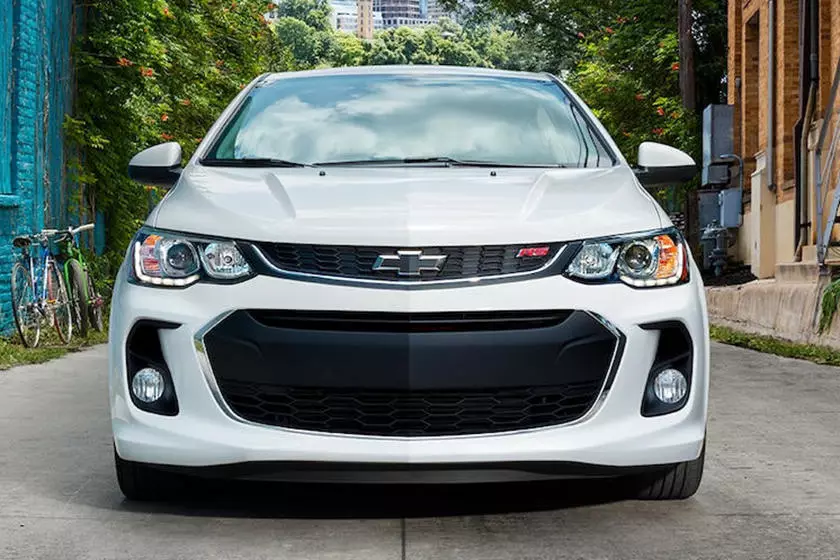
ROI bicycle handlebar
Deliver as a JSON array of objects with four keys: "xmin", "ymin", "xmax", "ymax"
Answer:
[
  {"xmin": 21, "ymin": 223, "xmax": 96, "ymax": 246},
  {"xmin": 71, "ymin": 223, "xmax": 95, "ymax": 235}
]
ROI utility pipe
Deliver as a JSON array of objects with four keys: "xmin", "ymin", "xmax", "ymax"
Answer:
[
  {"xmin": 767, "ymin": 0, "xmax": 776, "ymax": 193},
  {"xmin": 794, "ymin": 0, "xmax": 820, "ymax": 260}
]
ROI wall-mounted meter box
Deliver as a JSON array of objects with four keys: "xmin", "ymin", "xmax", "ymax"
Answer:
[{"xmin": 702, "ymin": 105, "xmax": 734, "ymax": 187}]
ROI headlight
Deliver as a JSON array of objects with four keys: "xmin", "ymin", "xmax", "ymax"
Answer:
[
  {"xmin": 131, "ymin": 228, "xmax": 252, "ymax": 287},
  {"xmin": 565, "ymin": 229, "xmax": 688, "ymax": 288}
]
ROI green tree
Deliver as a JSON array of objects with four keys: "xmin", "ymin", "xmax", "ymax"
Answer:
[
  {"xmin": 72, "ymin": 0, "xmax": 272, "ymax": 261},
  {"xmin": 274, "ymin": 0, "xmax": 333, "ymax": 31}
]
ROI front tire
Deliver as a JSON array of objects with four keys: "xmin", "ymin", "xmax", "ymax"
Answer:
[
  {"xmin": 629, "ymin": 443, "xmax": 705, "ymax": 500},
  {"xmin": 114, "ymin": 450, "xmax": 179, "ymax": 502},
  {"xmin": 10, "ymin": 262, "xmax": 41, "ymax": 348}
]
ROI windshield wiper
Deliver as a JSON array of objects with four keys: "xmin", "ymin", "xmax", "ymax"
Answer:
[
  {"xmin": 201, "ymin": 157, "xmax": 310, "ymax": 168},
  {"xmin": 311, "ymin": 157, "xmax": 568, "ymax": 168}
]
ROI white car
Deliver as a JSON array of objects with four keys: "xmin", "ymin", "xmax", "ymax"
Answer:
[{"xmin": 110, "ymin": 65, "xmax": 709, "ymax": 501}]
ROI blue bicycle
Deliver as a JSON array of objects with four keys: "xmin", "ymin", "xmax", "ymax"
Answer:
[{"xmin": 10, "ymin": 231, "xmax": 73, "ymax": 347}]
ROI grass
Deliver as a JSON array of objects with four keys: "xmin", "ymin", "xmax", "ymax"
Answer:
[
  {"xmin": 710, "ymin": 324, "xmax": 840, "ymax": 367},
  {"xmin": 0, "ymin": 327, "xmax": 108, "ymax": 371}
]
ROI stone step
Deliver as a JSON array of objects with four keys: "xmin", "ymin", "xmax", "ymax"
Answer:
[{"xmin": 775, "ymin": 261, "xmax": 821, "ymax": 284}]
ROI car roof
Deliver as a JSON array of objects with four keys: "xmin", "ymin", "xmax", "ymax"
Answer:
[{"xmin": 258, "ymin": 65, "xmax": 555, "ymax": 85}]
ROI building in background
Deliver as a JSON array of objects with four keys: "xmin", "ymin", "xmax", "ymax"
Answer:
[
  {"xmin": 328, "ymin": 0, "xmax": 358, "ymax": 34},
  {"xmin": 426, "ymin": 0, "xmax": 446, "ymax": 22},
  {"xmin": 374, "ymin": 0, "xmax": 441, "ymax": 28},
  {"xmin": 357, "ymin": 0, "xmax": 375, "ymax": 39},
  {"xmin": 726, "ymin": 0, "xmax": 840, "ymax": 278}
]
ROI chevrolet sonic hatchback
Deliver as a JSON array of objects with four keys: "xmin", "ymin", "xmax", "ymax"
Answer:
[{"xmin": 111, "ymin": 65, "xmax": 708, "ymax": 501}]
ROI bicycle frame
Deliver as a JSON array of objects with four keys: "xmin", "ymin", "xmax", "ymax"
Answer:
[
  {"xmin": 20, "ymin": 239, "xmax": 54, "ymax": 313},
  {"xmin": 58, "ymin": 230, "xmax": 92, "ymax": 301}
]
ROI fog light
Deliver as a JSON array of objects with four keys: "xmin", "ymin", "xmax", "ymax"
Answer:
[
  {"xmin": 131, "ymin": 367, "xmax": 165, "ymax": 403},
  {"xmin": 653, "ymin": 368, "xmax": 687, "ymax": 404}
]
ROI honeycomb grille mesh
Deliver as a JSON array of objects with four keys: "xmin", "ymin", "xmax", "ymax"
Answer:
[
  {"xmin": 216, "ymin": 380, "xmax": 602, "ymax": 437},
  {"xmin": 254, "ymin": 243, "xmax": 561, "ymax": 281}
]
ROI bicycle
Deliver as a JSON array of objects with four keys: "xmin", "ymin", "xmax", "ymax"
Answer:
[
  {"xmin": 10, "ymin": 231, "xmax": 73, "ymax": 347},
  {"xmin": 51, "ymin": 223, "xmax": 105, "ymax": 337}
]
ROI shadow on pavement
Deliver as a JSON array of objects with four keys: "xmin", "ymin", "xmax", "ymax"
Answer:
[{"xmin": 119, "ymin": 477, "xmax": 630, "ymax": 519}]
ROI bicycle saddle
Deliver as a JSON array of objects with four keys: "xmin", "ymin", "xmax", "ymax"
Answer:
[{"xmin": 12, "ymin": 236, "xmax": 31, "ymax": 248}]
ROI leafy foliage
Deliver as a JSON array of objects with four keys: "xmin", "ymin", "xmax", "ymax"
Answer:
[
  {"xmin": 819, "ymin": 278, "xmax": 840, "ymax": 333},
  {"xmin": 72, "ymin": 0, "xmax": 273, "ymax": 267}
]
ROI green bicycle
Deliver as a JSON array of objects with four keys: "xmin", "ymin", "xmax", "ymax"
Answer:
[{"xmin": 50, "ymin": 223, "xmax": 105, "ymax": 338}]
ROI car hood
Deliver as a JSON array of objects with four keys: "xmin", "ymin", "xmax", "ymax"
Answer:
[{"xmin": 150, "ymin": 165, "xmax": 665, "ymax": 245}]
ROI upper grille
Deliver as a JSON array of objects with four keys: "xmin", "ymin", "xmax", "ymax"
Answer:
[
  {"xmin": 254, "ymin": 243, "xmax": 562, "ymax": 281},
  {"xmin": 216, "ymin": 380, "xmax": 602, "ymax": 437}
]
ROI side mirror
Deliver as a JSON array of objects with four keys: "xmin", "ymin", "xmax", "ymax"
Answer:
[
  {"xmin": 128, "ymin": 142, "xmax": 183, "ymax": 189},
  {"xmin": 634, "ymin": 142, "xmax": 697, "ymax": 186}
]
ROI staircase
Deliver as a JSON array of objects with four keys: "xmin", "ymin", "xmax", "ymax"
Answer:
[{"xmin": 816, "ymin": 58, "xmax": 840, "ymax": 266}]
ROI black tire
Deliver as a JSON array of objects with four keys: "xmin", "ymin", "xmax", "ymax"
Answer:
[
  {"xmin": 10, "ymin": 261, "xmax": 41, "ymax": 348},
  {"xmin": 46, "ymin": 261, "xmax": 72, "ymax": 344},
  {"xmin": 87, "ymin": 273, "xmax": 104, "ymax": 332},
  {"xmin": 67, "ymin": 260, "xmax": 89, "ymax": 338},
  {"xmin": 114, "ymin": 450, "xmax": 179, "ymax": 502},
  {"xmin": 629, "ymin": 442, "xmax": 705, "ymax": 500}
]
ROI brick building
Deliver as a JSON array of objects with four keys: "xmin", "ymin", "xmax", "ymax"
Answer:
[
  {"xmin": 0, "ymin": 0, "xmax": 79, "ymax": 334},
  {"xmin": 727, "ymin": 0, "xmax": 840, "ymax": 278}
]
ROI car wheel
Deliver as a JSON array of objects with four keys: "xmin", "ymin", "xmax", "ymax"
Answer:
[
  {"xmin": 114, "ymin": 449, "xmax": 178, "ymax": 502},
  {"xmin": 629, "ymin": 441, "xmax": 705, "ymax": 500}
]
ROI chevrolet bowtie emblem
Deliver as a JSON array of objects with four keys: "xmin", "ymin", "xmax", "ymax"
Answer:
[{"xmin": 372, "ymin": 250, "xmax": 447, "ymax": 277}]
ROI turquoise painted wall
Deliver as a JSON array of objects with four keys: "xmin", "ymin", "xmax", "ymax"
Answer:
[{"xmin": 0, "ymin": 0, "xmax": 79, "ymax": 334}]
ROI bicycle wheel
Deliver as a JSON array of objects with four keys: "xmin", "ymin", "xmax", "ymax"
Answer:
[
  {"xmin": 87, "ymin": 273, "xmax": 105, "ymax": 332},
  {"xmin": 67, "ymin": 260, "xmax": 89, "ymax": 338},
  {"xmin": 10, "ymin": 261, "xmax": 42, "ymax": 348},
  {"xmin": 46, "ymin": 261, "xmax": 73, "ymax": 343}
]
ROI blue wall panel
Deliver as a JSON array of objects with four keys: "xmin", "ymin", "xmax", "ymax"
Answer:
[{"xmin": 0, "ymin": 0, "xmax": 77, "ymax": 336}]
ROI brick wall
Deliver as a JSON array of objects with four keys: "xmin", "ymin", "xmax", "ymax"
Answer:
[
  {"xmin": 728, "ymin": 0, "xmax": 840, "ymax": 267},
  {"xmin": 0, "ymin": 0, "xmax": 76, "ymax": 335}
]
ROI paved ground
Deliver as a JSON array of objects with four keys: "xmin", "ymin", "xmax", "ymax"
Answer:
[{"xmin": 1, "ymin": 342, "xmax": 840, "ymax": 559}]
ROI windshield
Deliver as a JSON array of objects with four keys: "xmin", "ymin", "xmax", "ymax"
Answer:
[{"xmin": 204, "ymin": 73, "xmax": 616, "ymax": 168}]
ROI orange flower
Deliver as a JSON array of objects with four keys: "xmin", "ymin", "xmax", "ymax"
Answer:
[
  {"xmin": 622, "ymin": 131, "xmax": 632, "ymax": 137},
  {"xmin": 162, "ymin": 6, "xmax": 173, "ymax": 18},
  {"xmin": 117, "ymin": 57, "xmax": 133, "ymax": 67},
  {"xmin": 671, "ymin": 111, "xmax": 680, "ymax": 119},
  {"xmin": 161, "ymin": 114, "xmax": 169, "ymax": 122},
  {"xmin": 195, "ymin": 137, "xmax": 204, "ymax": 143},
  {"xmin": 652, "ymin": 128, "xmax": 664, "ymax": 136},
  {"xmin": 215, "ymin": 59, "xmax": 224, "ymax": 67},
  {"xmin": 605, "ymin": 27, "xmax": 614, "ymax": 34},
  {"xmin": 181, "ymin": 99, "xmax": 191, "ymax": 106},
  {"xmin": 635, "ymin": 93, "xmax": 645, "ymax": 101},
  {"xmin": 140, "ymin": 67, "xmax": 154, "ymax": 78},
  {"xmin": 657, "ymin": 107, "xmax": 666, "ymax": 116},
  {"xmin": 161, "ymin": 133, "xmax": 174, "ymax": 141},
  {"xmin": 671, "ymin": 62, "xmax": 680, "ymax": 71},
  {"xmin": 267, "ymin": 2, "xmax": 276, "ymax": 8}
]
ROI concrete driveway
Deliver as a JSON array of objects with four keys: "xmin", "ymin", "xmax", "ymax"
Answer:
[{"xmin": 1, "ymin": 342, "xmax": 839, "ymax": 559}]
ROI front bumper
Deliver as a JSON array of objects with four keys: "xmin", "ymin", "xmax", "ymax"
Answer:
[{"xmin": 109, "ymin": 261, "xmax": 709, "ymax": 474}]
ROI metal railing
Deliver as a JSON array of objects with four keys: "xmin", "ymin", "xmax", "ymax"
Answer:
[{"xmin": 816, "ymin": 57, "xmax": 840, "ymax": 265}]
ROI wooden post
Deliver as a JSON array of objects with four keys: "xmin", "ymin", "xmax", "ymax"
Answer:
[{"xmin": 678, "ymin": 0, "xmax": 697, "ymax": 111}]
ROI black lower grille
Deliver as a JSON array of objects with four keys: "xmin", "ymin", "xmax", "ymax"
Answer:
[
  {"xmin": 216, "ymin": 380, "xmax": 602, "ymax": 437},
  {"xmin": 253, "ymin": 243, "xmax": 562, "ymax": 282}
]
